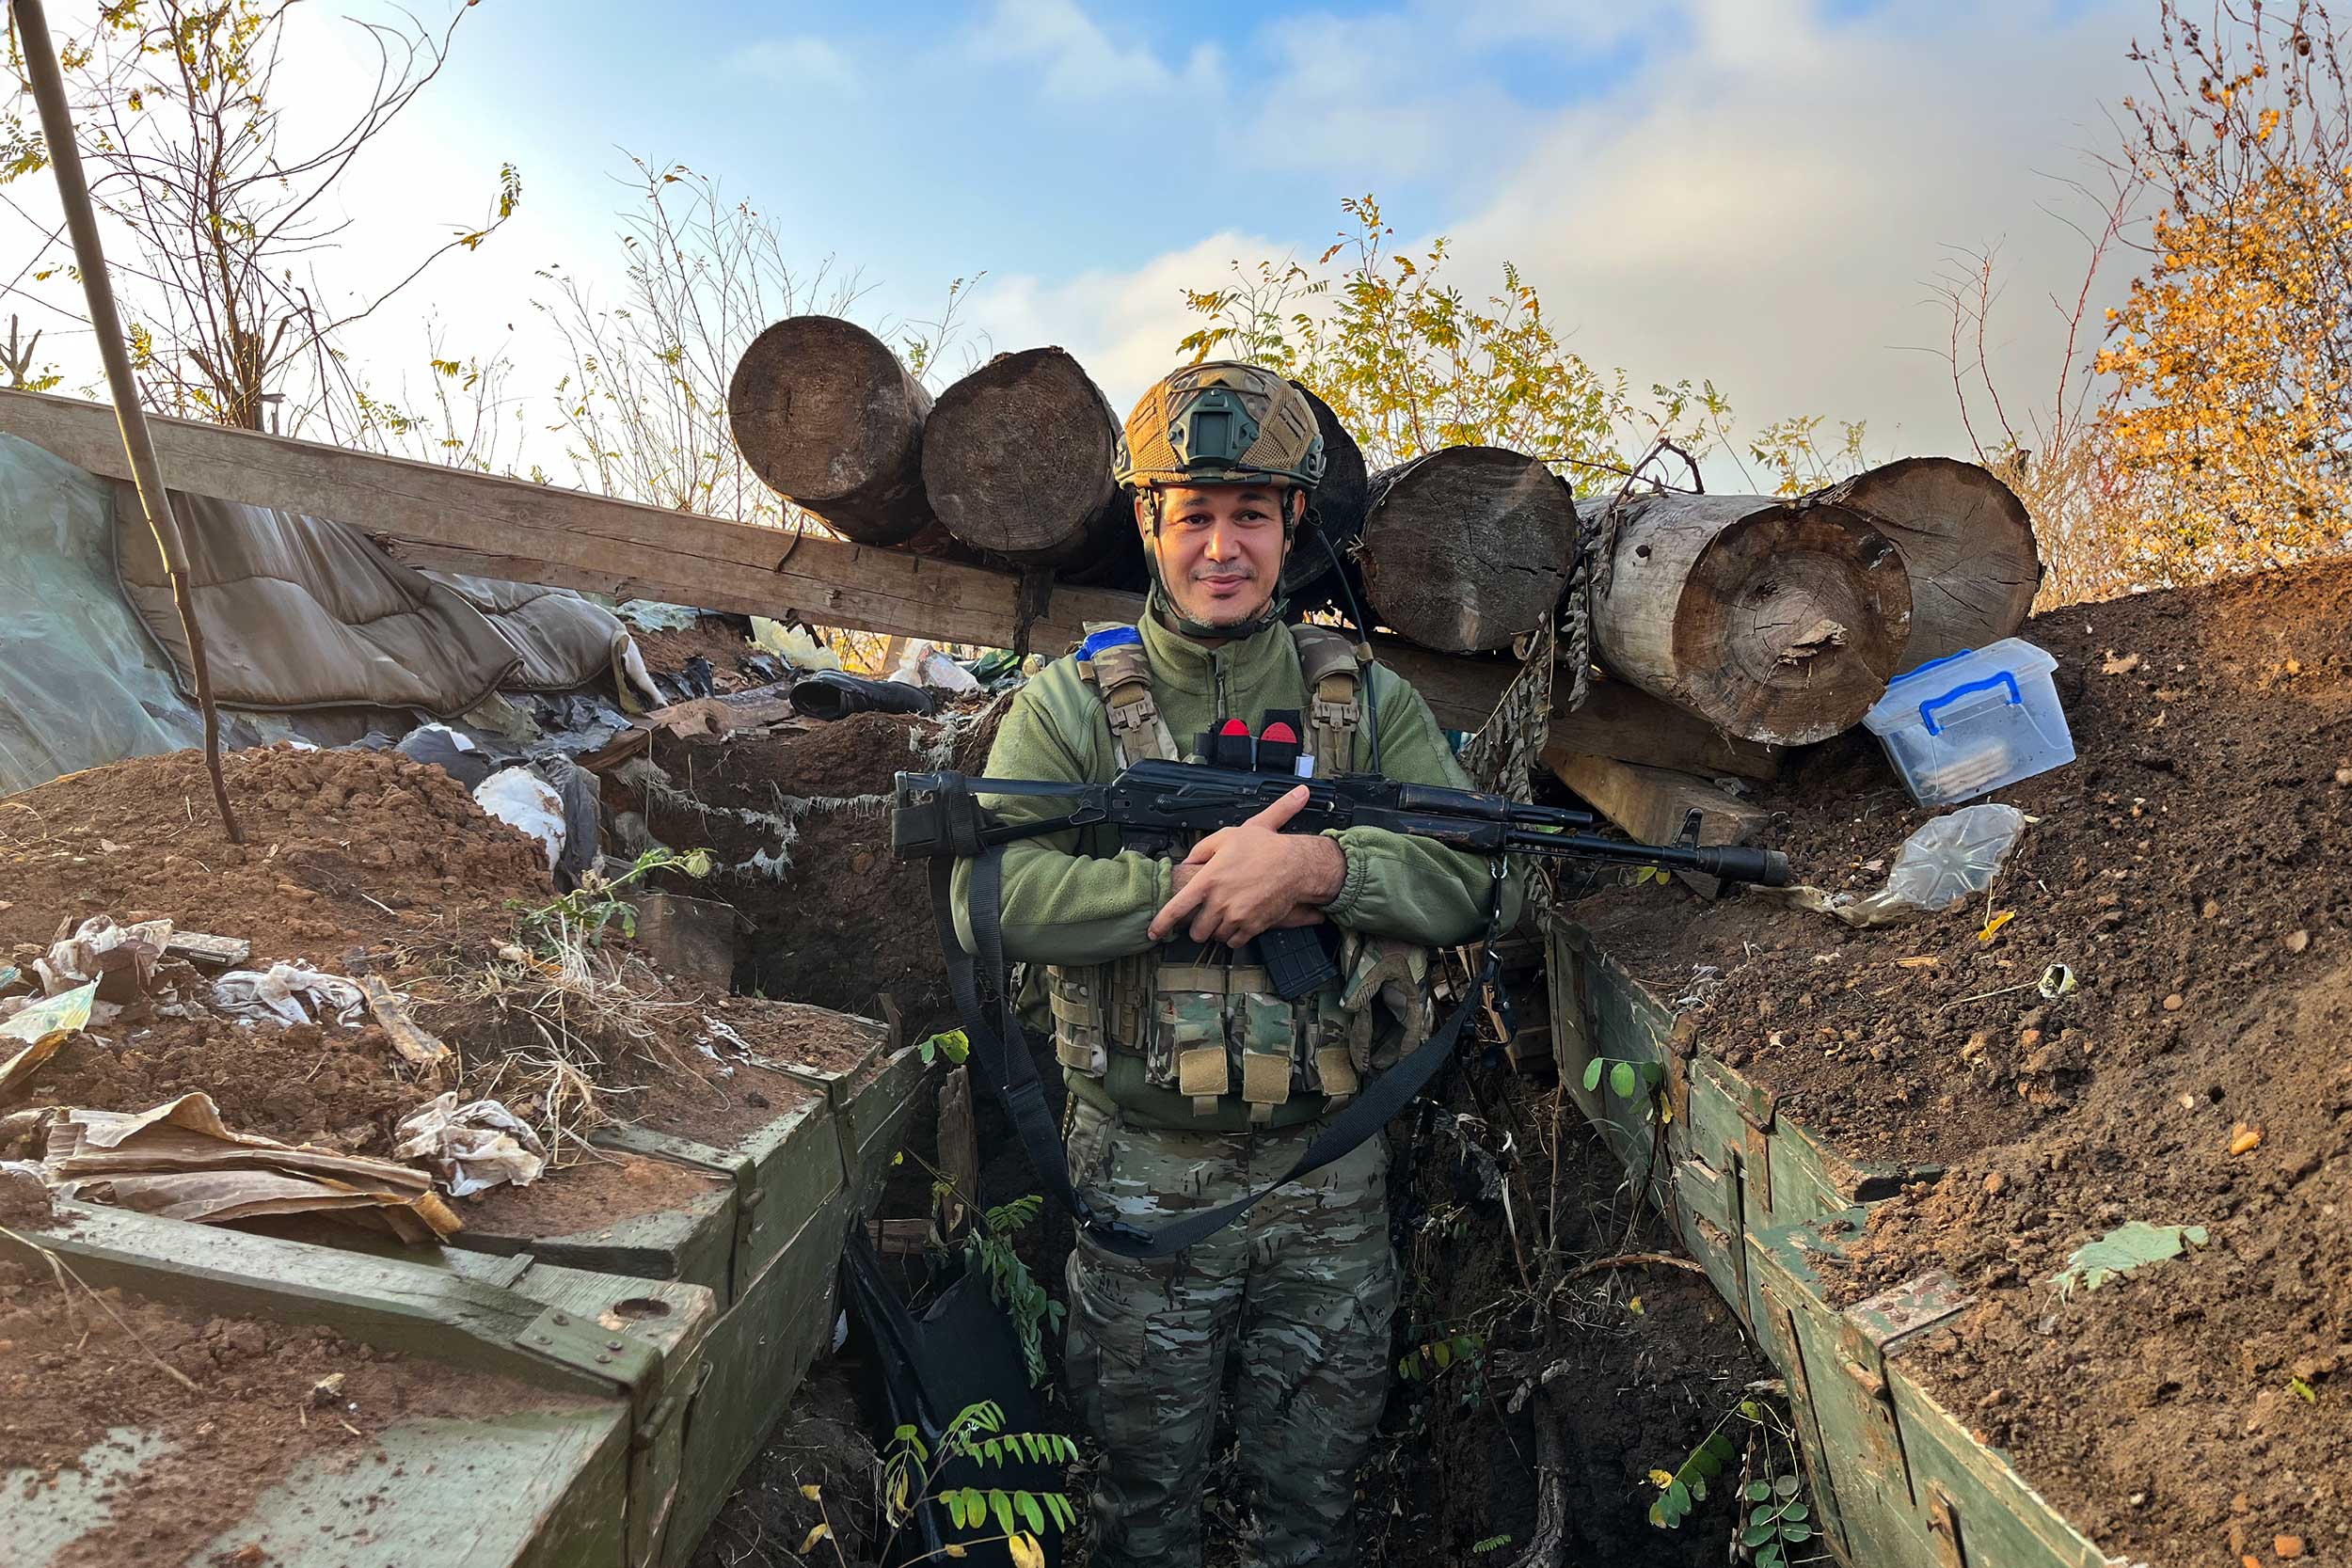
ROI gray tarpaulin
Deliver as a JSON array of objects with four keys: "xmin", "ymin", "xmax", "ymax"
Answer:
[{"xmin": 0, "ymin": 435, "xmax": 214, "ymax": 795}]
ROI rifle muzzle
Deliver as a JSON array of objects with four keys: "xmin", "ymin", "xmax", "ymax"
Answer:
[{"xmin": 1692, "ymin": 844, "xmax": 1793, "ymax": 887}]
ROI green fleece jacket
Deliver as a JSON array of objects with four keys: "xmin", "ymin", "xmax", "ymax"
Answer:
[{"xmin": 952, "ymin": 611, "xmax": 1522, "ymax": 1123}]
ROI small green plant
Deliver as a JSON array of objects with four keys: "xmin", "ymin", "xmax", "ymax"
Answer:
[
  {"xmin": 1647, "ymin": 1416, "xmax": 1740, "ymax": 1528},
  {"xmin": 1740, "ymin": 1476, "xmax": 1815, "ymax": 1566},
  {"xmin": 802, "ymin": 1399, "xmax": 1074, "ymax": 1567},
  {"xmin": 510, "ymin": 846, "xmax": 710, "ymax": 957},
  {"xmin": 916, "ymin": 1028, "xmax": 971, "ymax": 1067},
  {"xmin": 1396, "ymin": 1328, "xmax": 1484, "ymax": 1383},
  {"xmin": 1471, "ymin": 1533, "xmax": 1514, "ymax": 1554},
  {"xmin": 1581, "ymin": 1055, "xmax": 1663, "ymax": 1104},
  {"xmin": 962, "ymin": 1194, "xmax": 1063, "ymax": 1388}
]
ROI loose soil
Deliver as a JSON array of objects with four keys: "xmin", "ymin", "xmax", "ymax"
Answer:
[
  {"xmin": 0, "ymin": 742, "xmax": 894, "ymax": 1212},
  {"xmin": 628, "ymin": 702, "xmax": 1008, "ymax": 1035},
  {"xmin": 1568, "ymin": 557, "xmax": 2352, "ymax": 1565},
  {"xmin": 0, "ymin": 1256, "xmax": 587, "ymax": 1568},
  {"xmin": 458, "ymin": 1148, "xmax": 729, "ymax": 1234}
]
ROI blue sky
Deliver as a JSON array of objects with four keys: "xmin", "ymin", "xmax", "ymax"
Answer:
[{"xmin": 12, "ymin": 0, "xmax": 2155, "ymax": 483}]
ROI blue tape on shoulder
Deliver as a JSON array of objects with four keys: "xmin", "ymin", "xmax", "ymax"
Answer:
[{"xmin": 1079, "ymin": 626, "xmax": 1142, "ymax": 659}]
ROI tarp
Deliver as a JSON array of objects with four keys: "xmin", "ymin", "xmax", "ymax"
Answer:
[{"xmin": 0, "ymin": 434, "xmax": 217, "ymax": 795}]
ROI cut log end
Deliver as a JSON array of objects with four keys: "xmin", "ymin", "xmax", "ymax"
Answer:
[
  {"xmin": 1359, "ymin": 447, "xmax": 1576, "ymax": 654},
  {"xmin": 1676, "ymin": 507, "xmax": 1911, "ymax": 744},
  {"xmin": 727, "ymin": 315, "xmax": 935, "ymax": 545},
  {"xmin": 1812, "ymin": 456, "xmax": 2041, "ymax": 666},
  {"xmin": 920, "ymin": 346, "xmax": 1121, "ymax": 563}
]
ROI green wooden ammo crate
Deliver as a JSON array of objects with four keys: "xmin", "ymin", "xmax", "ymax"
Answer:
[
  {"xmin": 1, "ymin": 1203, "xmax": 715, "ymax": 1568},
  {"xmin": 1548, "ymin": 919, "xmax": 2112, "ymax": 1568}
]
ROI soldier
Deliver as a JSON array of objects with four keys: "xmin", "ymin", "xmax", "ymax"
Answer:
[{"xmin": 956, "ymin": 363, "xmax": 1520, "ymax": 1566}]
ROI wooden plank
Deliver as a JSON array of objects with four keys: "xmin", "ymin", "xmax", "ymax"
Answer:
[
  {"xmin": 664, "ymin": 1186, "xmax": 854, "ymax": 1567},
  {"xmin": 0, "ymin": 388, "xmax": 1514, "ymax": 730},
  {"xmin": 1888, "ymin": 1368, "xmax": 2113, "ymax": 1568},
  {"xmin": 1544, "ymin": 749, "xmax": 1769, "ymax": 896},
  {"xmin": 0, "ymin": 1203, "xmax": 642, "ymax": 1400},
  {"xmin": 1550, "ymin": 673, "xmax": 1784, "ymax": 782}
]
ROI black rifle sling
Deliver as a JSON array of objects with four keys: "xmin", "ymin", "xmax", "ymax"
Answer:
[{"xmin": 931, "ymin": 847, "xmax": 1502, "ymax": 1261}]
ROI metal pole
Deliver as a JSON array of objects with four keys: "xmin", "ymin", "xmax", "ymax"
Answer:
[{"xmin": 13, "ymin": 0, "xmax": 242, "ymax": 841}]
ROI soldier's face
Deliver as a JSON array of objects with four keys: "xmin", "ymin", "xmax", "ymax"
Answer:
[{"xmin": 1139, "ymin": 484, "xmax": 1293, "ymax": 632}]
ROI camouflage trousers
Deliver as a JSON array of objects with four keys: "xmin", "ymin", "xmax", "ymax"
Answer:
[{"xmin": 1062, "ymin": 1097, "xmax": 1397, "ymax": 1568}]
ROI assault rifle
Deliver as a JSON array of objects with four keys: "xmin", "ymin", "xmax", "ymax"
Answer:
[
  {"xmin": 891, "ymin": 752, "xmax": 1792, "ymax": 1260},
  {"xmin": 893, "ymin": 755, "xmax": 1790, "ymax": 996}
]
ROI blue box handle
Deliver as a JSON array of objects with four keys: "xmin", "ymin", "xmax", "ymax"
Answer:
[
  {"xmin": 1920, "ymin": 671, "xmax": 2021, "ymax": 735},
  {"xmin": 1889, "ymin": 646, "xmax": 1976, "ymax": 688}
]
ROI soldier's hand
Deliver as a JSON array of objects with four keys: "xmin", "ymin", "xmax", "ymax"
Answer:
[{"xmin": 1149, "ymin": 785, "xmax": 1347, "ymax": 947}]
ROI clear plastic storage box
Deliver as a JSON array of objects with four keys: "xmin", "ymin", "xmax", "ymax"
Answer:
[{"xmin": 1862, "ymin": 638, "xmax": 2075, "ymax": 806}]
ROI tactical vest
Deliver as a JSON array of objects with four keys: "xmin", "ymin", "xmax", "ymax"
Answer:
[{"xmin": 1045, "ymin": 622, "xmax": 1378, "ymax": 1125}]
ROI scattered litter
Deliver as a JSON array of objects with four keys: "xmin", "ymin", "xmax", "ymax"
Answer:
[
  {"xmin": 748, "ymin": 617, "xmax": 841, "ymax": 671},
  {"xmin": 2038, "ymin": 963, "xmax": 2078, "ymax": 1000},
  {"xmin": 2228, "ymin": 1123, "xmax": 2264, "ymax": 1157},
  {"xmin": 42, "ymin": 1091, "xmax": 460, "ymax": 1242},
  {"xmin": 2052, "ymin": 1221, "xmax": 2208, "ymax": 1299},
  {"xmin": 0, "ymin": 983, "xmax": 96, "ymax": 1102},
  {"xmin": 358, "ymin": 975, "xmax": 453, "ymax": 1075},
  {"xmin": 1771, "ymin": 805, "xmax": 2027, "ymax": 928},
  {"xmin": 211, "ymin": 963, "xmax": 367, "ymax": 1029},
  {"xmin": 36, "ymin": 914, "xmax": 173, "ymax": 1004},
  {"xmin": 1673, "ymin": 964, "xmax": 1724, "ymax": 1009},
  {"xmin": 2102, "ymin": 651, "xmax": 2142, "ymax": 675},
  {"xmin": 616, "ymin": 600, "xmax": 706, "ymax": 633},
  {"xmin": 474, "ymin": 767, "xmax": 568, "ymax": 870},
  {"xmin": 392, "ymin": 1092, "xmax": 548, "ymax": 1197},
  {"xmin": 1894, "ymin": 955, "xmax": 1941, "ymax": 969},
  {"xmin": 892, "ymin": 639, "xmax": 982, "ymax": 694},
  {"xmin": 1978, "ymin": 910, "xmax": 2016, "ymax": 944}
]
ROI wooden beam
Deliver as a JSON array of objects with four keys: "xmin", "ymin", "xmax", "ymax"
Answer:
[
  {"xmin": 1544, "ymin": 748, "xmax": 1768, "ymax": 897},
  {"xmin": 1551, "ymin": 674, "xmax": 1783, "ymax": 782},
  {"xmin": 0, "ymin": 388, "xmax": 1513, "ymax": 731}
]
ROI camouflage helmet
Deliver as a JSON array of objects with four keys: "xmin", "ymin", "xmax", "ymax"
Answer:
[{"xmin": 1113, "ymin": 361, "xmax": 1327, "ymax": 494}]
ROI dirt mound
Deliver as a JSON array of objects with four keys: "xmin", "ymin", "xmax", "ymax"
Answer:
[
  {"xmin": 0, "ymin": 1257, "xmax": 587, "ymax": 1568},
  {"xmin": 631, "ymin": 702, "xmax": 1008, "ymax": 1033},
  {"xmin": 1569, "ymin": 556, "xmax": 2352, "ymax": 1563},
  {"xmin": 1, "ymin": 744, "xmax": 881, "ymax": 1164}
]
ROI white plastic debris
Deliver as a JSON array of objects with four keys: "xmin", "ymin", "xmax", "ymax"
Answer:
[
  {"xmin": 211, "ymin": 963, "xmax": 367, "ymax": 1028},
  {"xmin": 473, "ymin": 767, "xmax": 567, "ymax": 870},
  {"xmin": 393, "ymin": 1092, "xmax": 548, "ymax": 1197},
  {"xmin": 892, "ymin": 639, "xmax": 981, "ymax": 694},
  {"xmin": 37, "ymin": 914, "xmax": 173, "ymax": 999},
  {"xmin": 748, "ymin": 616, "xmax": 841, "ymax": 671},
  {"xmin": 1773, "ymin": 804, "xmax": 2028, "ymax": 928}
]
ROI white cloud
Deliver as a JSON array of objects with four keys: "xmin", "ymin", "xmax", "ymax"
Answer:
[
  {"xmin": 729, "ymin": 36, "xmax": 860, "ymax": 94},
  {"xmin": 967, "ymin": 0, "xmax": 1220, "ymax": 101}
]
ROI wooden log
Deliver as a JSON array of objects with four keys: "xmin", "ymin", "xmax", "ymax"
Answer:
[
  {"xmin": 1581, "ymin": 492, "xmax": 1913, "ymax": 746},
  {"xmin": 1549, "ymin": 673, "xmax": 1782, "ymax": 783},
  {"xmin": 727, "ymin": 315, "xmax": 935, "ymax": 546},
  {"xmin": 1803, "ymin": 456, "xmax": 2041, "ymax": 667},
  {"xmin": 1279, "ymin": 383, "xmax": 1370, "ymax": 608},
  {"xmin": 1544, "ymin": 749, "xmax": 1768, "ymax": 897},
  {"xmin": 0, "ymin": 388, "xmax": 1514, "ymax": 728},
  {"xmin": 1359, "ymin": 447, "xmax": 1577, "ymax": 653},
  {"xmin": 921, "ymin": 347, "xmax": 1124, "ymax": 564}
]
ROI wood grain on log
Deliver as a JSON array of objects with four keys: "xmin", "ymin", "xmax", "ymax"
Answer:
[
  {"xmin": 727, "ymin": 315, "xmax": 935, "ymax": 545},
  {"xmin": 1360, "ymin": 447, "xmax": 1577, "ymax": 653},
  {"xmin": 922, "ymin": 347, "xmax": 1124, "ymax": 563},
  {"xmin": 1581, "ymin": 492, "xmax": 1912, "ymax": 745},
  {"xmin": 1804, "ymin": 456, "xmax": 2040, "ymax": 667}
]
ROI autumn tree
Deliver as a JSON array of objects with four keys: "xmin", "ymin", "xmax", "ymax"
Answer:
[
  {"xmin": 2096, "ymin": 0, "xmax": 2351, "ymax": 579},
  {"xmin": 0, "ymin": 0, "xmax": 518, "ymax": 438}
]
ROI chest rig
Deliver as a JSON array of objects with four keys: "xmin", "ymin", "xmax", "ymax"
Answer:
[{"xmin": 1045, "ymin": 622, "xmax": 1375, "ymax": 1124}]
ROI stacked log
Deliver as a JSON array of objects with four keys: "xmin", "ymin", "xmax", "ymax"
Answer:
[
  {"xmin": 1803, "ymin": 456, "xmax": 2041, "ymax": 666},
  {"xmin": 920, "ymin": 347, "xmax": 1126, "ymax": 565},
  {"xmin": 1577, "ymin": 491, "xmax": 1914, "ymax": 747},
  {"xmin": 1359, "ymin": 447, "xmax": 1579, "ymax": 654},
  {"xmin": 728, "ymin": 316, "xmax": 936, "ymax": 546}
]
